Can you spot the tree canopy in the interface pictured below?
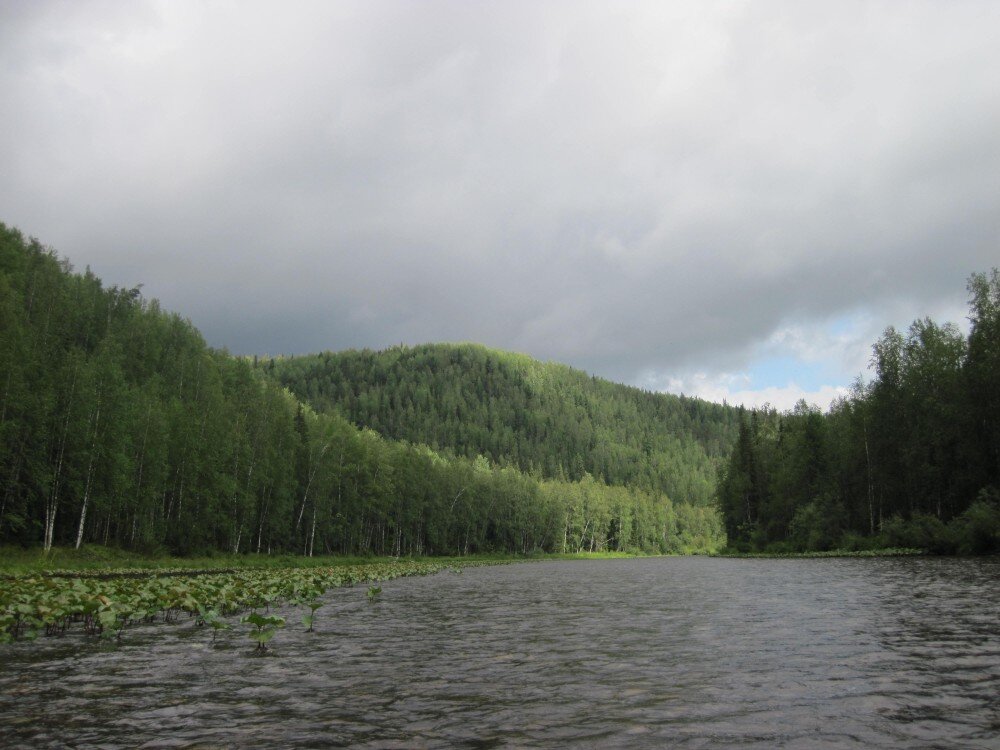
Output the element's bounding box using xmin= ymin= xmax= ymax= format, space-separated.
xmin=0 ymin=223 xmax=725 ymax=556
xmin=263 ymin=343 xmax=740 ymax=507
xmin=717 ymin=272 xmax=1000 ymax=555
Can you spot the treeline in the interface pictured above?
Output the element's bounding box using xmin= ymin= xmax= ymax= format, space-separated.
xmin=718 ymin=270 xmax=1000 ymax=554
xmin=0 ymin=223 xmax=308 ymax=554
xmin=0 ymin=223 xmax=722 ymax=556
xmin=263 ymin=344 xmax=740 ymax=506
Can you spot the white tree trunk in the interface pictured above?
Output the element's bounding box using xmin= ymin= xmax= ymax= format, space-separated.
xmin=75 ymin=397 xmax=102 ymax=549
xmin=308 ymin=505 xmax=317 ymax=557
xmin=45 ymin=366 xmax=78 ymax=552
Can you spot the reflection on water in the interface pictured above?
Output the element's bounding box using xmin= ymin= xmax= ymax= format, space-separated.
xmin=1 ymin=557 xmax=998 ymax=748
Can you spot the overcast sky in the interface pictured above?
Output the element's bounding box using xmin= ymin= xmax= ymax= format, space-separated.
xmin=2 ymin=1 xmax=998 ymax=410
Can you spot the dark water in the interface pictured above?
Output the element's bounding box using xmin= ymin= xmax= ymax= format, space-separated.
xmin=1 ymin=557 xmax=999 ymax=749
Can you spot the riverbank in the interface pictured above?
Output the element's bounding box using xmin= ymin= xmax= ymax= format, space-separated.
xmin=0 ymin=543 xmax=647 ymax=576
xmin=711 ymin=547 xmax=927 ymax=559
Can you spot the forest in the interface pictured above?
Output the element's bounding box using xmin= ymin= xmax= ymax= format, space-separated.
xmin=262 ymin=343 xmax=739 ymax=506
xmin=0 ymin=223 xmax=724 ymax=557
xmin=717 ymin=269 xmax=1000 ymax=554
xmin=4 ymin=220 xmax=997 ymax=558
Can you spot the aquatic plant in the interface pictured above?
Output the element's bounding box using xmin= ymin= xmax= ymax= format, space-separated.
xmin=301 ymin=599 xmax=323 ymax=632
xmin=196 ymin=605 xmax=231 ymax=641
xmin=0 ymin=559 xmax=501 ymax=646
xmin=242 ymin=611 xmax=286 ymax=652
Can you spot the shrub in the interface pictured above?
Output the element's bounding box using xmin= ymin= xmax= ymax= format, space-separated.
xmin=763 ymin=540 xmax=796 ymax=554
xmin=788 ymin=495 xmax=843 ymax=551
xmin=951 ymin=489 xmax=1000 ymax=555
xmin=837 ymin=532 xmax=880 ymax=552
xmin=881 ymin=513 xmax=956 ymax=554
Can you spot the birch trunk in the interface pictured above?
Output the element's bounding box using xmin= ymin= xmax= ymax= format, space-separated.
xmin=133 ymin=403 xmax=151 ymax=527
xmin=308 ymin=505 xmax=317 ymax=557
xmin=45 ymin=364 xmax=79 ymax=552
xmin=296 ymin=441 xmax=331 ymax=530
xmin=75 ymin=395 xmax=102 ymax=549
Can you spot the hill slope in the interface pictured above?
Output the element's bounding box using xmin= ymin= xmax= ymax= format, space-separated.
xmin=264 ymin=344 xmax=740 ymax=506
xmin=0 ymin=223 xmax=724 ymax=556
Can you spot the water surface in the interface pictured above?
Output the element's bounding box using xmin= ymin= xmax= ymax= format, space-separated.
xmin=1 ymin=557 xmax=998 ymax=748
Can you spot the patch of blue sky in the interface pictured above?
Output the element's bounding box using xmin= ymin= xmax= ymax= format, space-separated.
xmin=755 ymin=311 xmax=879 ymax=387
xmin=743 ymin=356 xmax=833 ymax=392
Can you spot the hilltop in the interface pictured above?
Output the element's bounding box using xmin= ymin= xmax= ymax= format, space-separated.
xmin=262 ymin=343 xmax=740 ymax=506
xmin=0 ymin=223 xmax=725 ymax=556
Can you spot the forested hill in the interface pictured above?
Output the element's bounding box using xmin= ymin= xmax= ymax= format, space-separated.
xmin=0 ymin=223 xmax=725 ymax=556
xmin=262 ymin=345 xmax=740 ymax=506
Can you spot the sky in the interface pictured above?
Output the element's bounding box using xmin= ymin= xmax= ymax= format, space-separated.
xmin=2 ymin=1 xmax=998 ymax=411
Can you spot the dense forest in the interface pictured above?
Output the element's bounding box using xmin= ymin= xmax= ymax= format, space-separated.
xmin=717 ymin=270 xmax=1000 ymax=554
xmin=262 ymin=344 xmax=739 ymax=506
xmin=6 ymin=221 xmax=995 ymax=558
xmin=0 ymin=223 xmax=723 ymax=557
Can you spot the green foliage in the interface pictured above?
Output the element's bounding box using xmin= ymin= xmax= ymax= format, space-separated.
xmin=881 ymin=514 xmax=955 ymax=555
xmin=875 ymin=501 xmax=1000 ymax=556
xmin=715 ymin=547 xmax=924 ymax=559
xmin=197 ymin=606 xmax=231 ymax=640
xmin=264 ymin=343 xmax=740 ymax=507
xmin=242 ymin=611 xmax=286 ymax=651
xmin=0 ymin=560 xmax=459 ymax=645
xmin=300 ymin=598 xmax=322 ymax=631
xmin=716 ymin=268 xmax=1000 ymax=554
xmin=0 ymin=223 xmax=726 ymax=559
xmin=950 ymin=490 xmax=1000 ymax=555
xmin=787 ymin=494 xmax=843 ymax=552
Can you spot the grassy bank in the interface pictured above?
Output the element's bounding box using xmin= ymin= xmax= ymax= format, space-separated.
xmin=0 ymin=544 xmax=655 ymax=577
xmin=0 ymin=545 xmax=390 ymax=576
xmin=711 ymin=547 xmax=927 ymax=559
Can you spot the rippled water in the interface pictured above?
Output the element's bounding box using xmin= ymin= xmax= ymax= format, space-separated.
xmin=1 ymin=557 xmax=999 ymax=749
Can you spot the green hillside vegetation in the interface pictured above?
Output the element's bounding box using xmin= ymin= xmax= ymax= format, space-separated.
xmin=263 ymin=344 xmax=739 ymax=506
xmin=717 ymin=269 xmax=1000 ymax=555
xmin=0 ymin=223 xmax=723 ymax=557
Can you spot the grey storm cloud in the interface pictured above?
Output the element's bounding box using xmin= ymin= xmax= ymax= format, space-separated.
xmin=2 ymin=0 xmax=999 ymax=385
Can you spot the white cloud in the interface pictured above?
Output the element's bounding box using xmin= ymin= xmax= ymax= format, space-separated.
xmin=651 ymin=371 xmax=850 ymax=413
xmin=0 ymin=1 xmax=997 ymax=396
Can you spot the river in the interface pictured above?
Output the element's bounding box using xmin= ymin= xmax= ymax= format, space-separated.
xmin=1 ymin=557 xmax=998 ymax=748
